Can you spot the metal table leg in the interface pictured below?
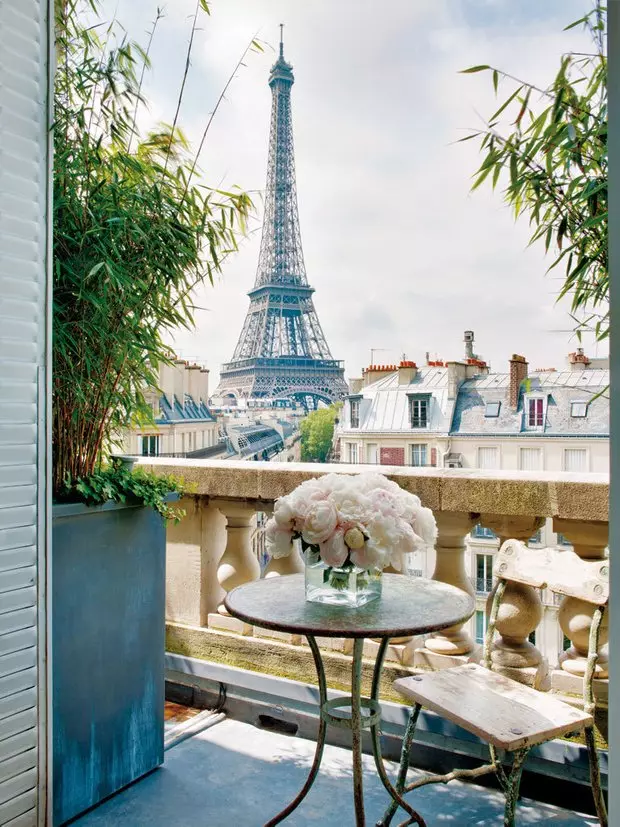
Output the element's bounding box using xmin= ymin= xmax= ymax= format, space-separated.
xmin=370 ymin=638 xmax=427 ymax=827
xmin=264 ymin=634 xmax=327 ymax=826
xmin=351 ymin=639 xmax=366 ymax=825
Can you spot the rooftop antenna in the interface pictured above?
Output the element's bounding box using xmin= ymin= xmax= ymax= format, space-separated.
xmin=279 ymin=23 xmax=284 ymax=57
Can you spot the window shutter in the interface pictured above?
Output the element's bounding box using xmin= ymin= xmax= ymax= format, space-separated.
xmin=430 ymin=447 xmax=437 ymax=467
xmin=0 ymin=1 xmax=50 ymax=823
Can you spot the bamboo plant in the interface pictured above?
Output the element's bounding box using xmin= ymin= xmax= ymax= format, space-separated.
xmin=53 ymin=0 xmax=256 ymax=508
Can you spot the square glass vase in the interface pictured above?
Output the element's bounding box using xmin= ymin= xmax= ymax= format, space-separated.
xmin=303 ymin=549 xmax=382 ymax=608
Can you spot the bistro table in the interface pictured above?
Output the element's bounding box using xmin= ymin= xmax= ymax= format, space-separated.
xmin=225 ymin=573 xmax=474 ymax=827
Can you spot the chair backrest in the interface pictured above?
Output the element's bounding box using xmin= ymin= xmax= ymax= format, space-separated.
xmin=493 ymin=539 xmax=608 ymax=605
xmin=484 ymin=540 xmax=608 ymax=711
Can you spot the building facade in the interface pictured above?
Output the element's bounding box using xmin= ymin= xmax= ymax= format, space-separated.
xmin=120 ymin=359 xmax=220 ymax=458
xmin=337 ymin=335 xmax=609 ymax=667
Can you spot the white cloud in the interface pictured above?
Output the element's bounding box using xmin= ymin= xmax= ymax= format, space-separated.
xmin=99 ymin=0 xmax=607 ymax=384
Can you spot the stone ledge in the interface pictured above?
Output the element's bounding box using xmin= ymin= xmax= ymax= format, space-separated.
xmin=139 ymin=458 xmax=608 ymax=521
xmin=166 ymin=622 xmax=416 ymax=703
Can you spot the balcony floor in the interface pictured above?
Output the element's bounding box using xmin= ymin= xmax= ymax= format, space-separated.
xmin=75 ymin=718 xmax=597 ymax=826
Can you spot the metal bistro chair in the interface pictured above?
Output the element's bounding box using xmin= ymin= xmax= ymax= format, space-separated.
xmin=380 ymin=540 xmax=608 ymax=827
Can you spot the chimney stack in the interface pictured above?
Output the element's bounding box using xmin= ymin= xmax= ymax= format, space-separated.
xmin=464 ymin=330 xmax=475 ymax=360
xmin=397 ymin=360 xmax=417 ymax=384
xmin=509 ymin=354 xmax=528 ymax=409
xmin=568 ymin=347 xmax=591 ymax=371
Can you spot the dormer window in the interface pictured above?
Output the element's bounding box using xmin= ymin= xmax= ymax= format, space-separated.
xmin=527 ymin=397 xmax=544 ymax=428
xmin=350 ymin=398 xmax=360 ymax=428
xmin=409 ymin=396 xmax=429 ymax=428
xmin=571 ymin=401 xmax=588 ymax=418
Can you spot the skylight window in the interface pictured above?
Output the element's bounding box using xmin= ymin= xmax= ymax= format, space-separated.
xmin=571 ymin=401 xmax=588 ymax=418
xmin=484 ymin=401 xmax=501 ymax=418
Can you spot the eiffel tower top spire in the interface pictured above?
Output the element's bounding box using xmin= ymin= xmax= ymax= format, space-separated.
xmin=254 ymin=25 xmax=307 ymax=291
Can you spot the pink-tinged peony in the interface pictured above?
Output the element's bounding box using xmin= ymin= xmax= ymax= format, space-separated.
xmin=265 ymin=519 xmax=294 ymax=559
xmin=367 ymin=487 xmax=399 ymax=518
xmin=319 ymin=529 xmax=349 ymax=567
xmin=273 ymin=497 xmax=295 ymax=529
xmin=351 ymin=539 xmax=388 ymax=570
xmin=344 ymin=526 xmax=365 ymax=549
xmin=337 ymin=492 xmax=374 ymax=524
xmin=301 ymin=499 xmax=338 ymax=545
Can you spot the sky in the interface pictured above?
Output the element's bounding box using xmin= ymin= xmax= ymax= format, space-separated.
xmin=100 ymin=0 xmax=605 ymax=385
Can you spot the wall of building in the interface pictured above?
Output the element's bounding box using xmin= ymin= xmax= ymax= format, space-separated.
xmin=450 ymin=436 xmax=609 ymax=473
xmin=123 ymin=421 xmax=220 ymax=457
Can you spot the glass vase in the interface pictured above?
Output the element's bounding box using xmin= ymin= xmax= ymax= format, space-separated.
xmin=303 ymin=547 xmax=382 ymax=608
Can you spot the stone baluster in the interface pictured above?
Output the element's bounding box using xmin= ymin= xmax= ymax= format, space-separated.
xmin=165 ymin=496 xmax=227 ymax=626
xmin=420 ymin=512 xmax=477 ymax=666
xmin=208 ymin=500 xmax=260 ymax=635
xmin=481 ymin=515 xmax=547 ymax=688
xmin=553 ymin=519 xmax=609 ymax=680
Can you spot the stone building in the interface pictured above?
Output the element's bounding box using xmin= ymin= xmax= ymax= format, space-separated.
xmin=120 ymin=359 xmax=220 ymax=458
xmin=336 ymin=334 xmax=609 ymax=667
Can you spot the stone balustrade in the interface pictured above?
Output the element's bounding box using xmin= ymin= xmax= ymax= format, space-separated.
xmin=139 ymin=458 xmax=609 ymax=701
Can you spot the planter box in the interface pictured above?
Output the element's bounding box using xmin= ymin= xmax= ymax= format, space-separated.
xmin=52 ymin=501 xmax=166 ymax=825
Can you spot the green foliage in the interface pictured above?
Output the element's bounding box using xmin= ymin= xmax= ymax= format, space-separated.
xmin=57 ymin=458 xmax=189 ymax=522
xmin=52 ymin=1 xmax=257 ymax=495
xmin=300 ymin=405 xmax=340 ymax=463
xmin=460 ymin=2 xmax=607 ymax=341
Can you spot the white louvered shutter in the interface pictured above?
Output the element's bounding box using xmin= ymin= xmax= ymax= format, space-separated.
xmin=0 ymin=1 xmax=51 ymax=825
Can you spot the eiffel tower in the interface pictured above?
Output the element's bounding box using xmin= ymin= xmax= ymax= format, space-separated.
xmin=215 ymin=27 xmax=347 ymax=410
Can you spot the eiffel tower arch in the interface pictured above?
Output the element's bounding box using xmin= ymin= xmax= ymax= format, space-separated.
xmin=215 ymin=29 xmax=347 ymax=410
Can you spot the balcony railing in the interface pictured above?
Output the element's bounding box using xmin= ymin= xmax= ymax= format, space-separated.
xmin=139 ymin=458 xmax=608 ymax=704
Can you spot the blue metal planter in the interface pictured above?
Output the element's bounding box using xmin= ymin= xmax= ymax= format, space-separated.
xmin=52 ymin=501 xmax=165 ymax=825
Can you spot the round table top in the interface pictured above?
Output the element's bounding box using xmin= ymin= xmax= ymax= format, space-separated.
xmin=224 ymin=574 xmax=474 ymax=639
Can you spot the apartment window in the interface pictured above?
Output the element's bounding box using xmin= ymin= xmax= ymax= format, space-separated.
xmin=346 ymin=442 xmax=358 ymax=464
xmin=563 ymin=448 xmax=587 ymax=472
xmin=366 ymin=443 xmax=378 ymax=464
xmin=141 ymin=435 xmax=159 ymax=456
xmin=410 ymin=444 xmax=428 ymax=467
xmin=409 ymin=396 xmax=429 ymax=428
xmin=556 ymin=532 xmax=572 ymax=547
xmin=528 ymin=528 xmax=543 ymax=546
xmin=477 ymin=446 xmax=499 ymax=469
xmin=527 ymin=397 xmax=544 ymax=428
xmin=476 ymin=554 xmax=494 ymax=593
xmin=519 ymin=447 xmax=542 ymax=471
xmin=475 ymin=610 xmax=488 ymax=645
xmin=350 ymin=398 xmax=360 ymax=428
xmin=529 ymin=630 xmax=537 ymax=645
xmin=570 ymin=401 xmax=588 ymax=418
xmin=484 ymin=401 xmax=501 ymax=418
xmin=471 ymin=524 xmax=497 ymax=540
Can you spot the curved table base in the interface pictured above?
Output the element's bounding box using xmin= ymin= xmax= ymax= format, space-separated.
xmin=264 ymin=635 xmax=426 ymax=827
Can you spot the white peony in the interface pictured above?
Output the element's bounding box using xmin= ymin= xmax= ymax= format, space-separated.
xmin=351 ymin=538 xmax=389 ymax=570
xmin=412 ymin=506 xmax=438 ymax=546
xmin=319 ymin=529 xmax=349 ymax=567
xmin=301 ymin=499 xmax=338 ymax=546
xmin=265 ymin=519 xmax=294 ymax=559
xmin=273 ymin=497 xmax=295 ymax=528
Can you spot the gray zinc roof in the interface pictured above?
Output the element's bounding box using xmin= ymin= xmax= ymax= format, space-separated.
xmin=352 ymin=368 xmax=454 ymax=433
xmin=451 ymin=370 xmax=609 ymax=437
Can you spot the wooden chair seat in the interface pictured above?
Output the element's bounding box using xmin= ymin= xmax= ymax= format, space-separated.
xmin=394 ymin=663 xmax=592 ymax=751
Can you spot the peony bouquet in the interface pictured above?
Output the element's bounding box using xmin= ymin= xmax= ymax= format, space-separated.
xmin=264 ymin=473 xmax=437 ymax=582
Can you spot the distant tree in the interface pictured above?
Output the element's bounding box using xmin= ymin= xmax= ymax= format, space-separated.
xmin=460 ymin=1 xmax=607 ymax=342
xmin=300 ymin=406 xmax=340 ymax=463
